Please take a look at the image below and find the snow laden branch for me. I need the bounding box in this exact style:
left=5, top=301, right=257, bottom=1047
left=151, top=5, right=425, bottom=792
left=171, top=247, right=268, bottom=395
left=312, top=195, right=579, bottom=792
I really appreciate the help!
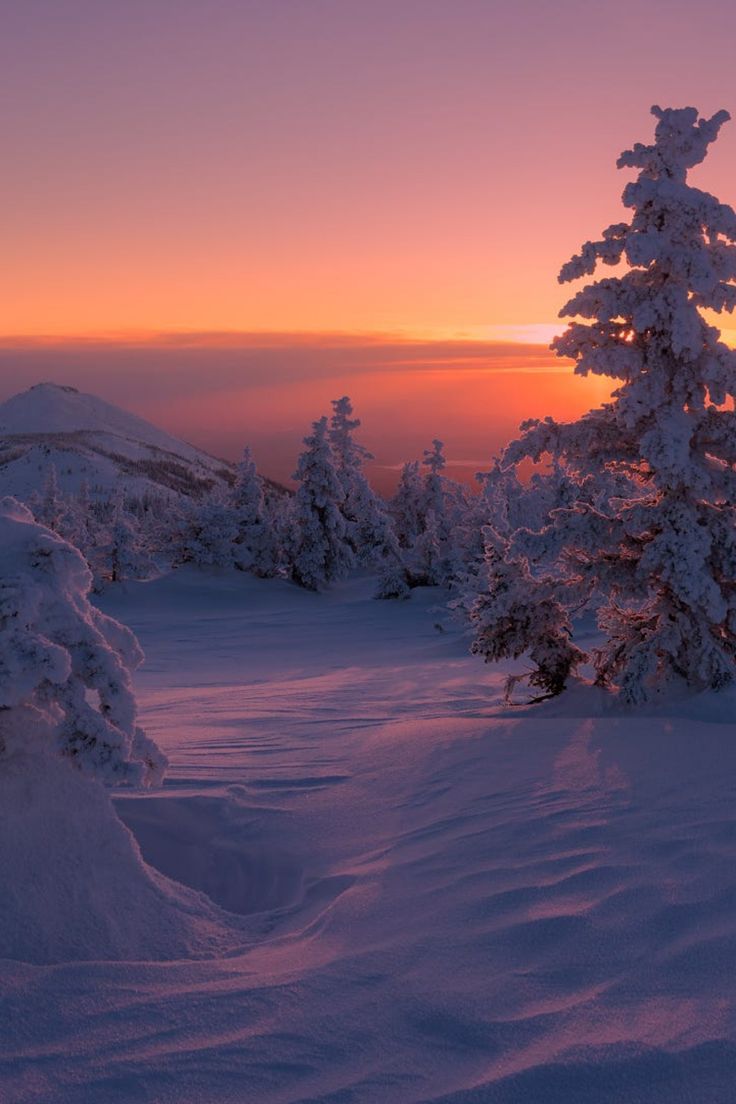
left=479, top=105, right=736, bottom=702
left=0, top=498, right=166, bottom=785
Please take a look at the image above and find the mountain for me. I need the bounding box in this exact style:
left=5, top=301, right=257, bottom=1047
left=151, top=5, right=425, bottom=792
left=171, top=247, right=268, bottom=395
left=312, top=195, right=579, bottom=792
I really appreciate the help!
left=0, top=382, right=236, bottom=502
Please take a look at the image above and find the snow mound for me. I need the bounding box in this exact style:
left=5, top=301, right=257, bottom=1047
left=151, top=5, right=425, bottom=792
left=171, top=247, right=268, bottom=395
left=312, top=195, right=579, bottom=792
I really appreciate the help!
left=0, top=737, right=240, bottom=965
left=116, top=793, right=307, bottom=916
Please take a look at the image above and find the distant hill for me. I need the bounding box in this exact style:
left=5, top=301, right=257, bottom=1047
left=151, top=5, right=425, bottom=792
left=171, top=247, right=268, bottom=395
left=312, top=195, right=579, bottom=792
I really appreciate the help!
left=0, top=382, right=239, bottom=502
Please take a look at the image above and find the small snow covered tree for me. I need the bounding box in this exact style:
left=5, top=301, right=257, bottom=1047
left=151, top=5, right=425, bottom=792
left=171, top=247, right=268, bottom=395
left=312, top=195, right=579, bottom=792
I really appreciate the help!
left=35, top=463, right=63, bottom=532
left=231, top=446, right=279, bottom=576
left=289, top=416, right=354, bottom=590
left=329, top=396, right=396, bottom=563
left=388, top=444, right=468, bottom=587
left=0, top=497, right=166, bottom=785
left=68, top=478, right=93, bottom=552
left=415, top=440, right=466, bottom=585
left=97, top=493, right=156, bottom=585
left=374, top=554, right=412, bottom=600
left=501, top=105, right=736, bottom=702
left=176, top=490, right=238, bottom=569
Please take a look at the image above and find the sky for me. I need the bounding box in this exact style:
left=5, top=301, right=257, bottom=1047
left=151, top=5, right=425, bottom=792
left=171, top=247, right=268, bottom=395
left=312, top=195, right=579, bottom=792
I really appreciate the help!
left=4, top=0, right=736, bottom=483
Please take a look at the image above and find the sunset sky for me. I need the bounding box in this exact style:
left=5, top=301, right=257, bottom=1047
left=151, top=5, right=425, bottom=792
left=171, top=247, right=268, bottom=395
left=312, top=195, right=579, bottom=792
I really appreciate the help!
left=4, top=0, right=736, bottom=483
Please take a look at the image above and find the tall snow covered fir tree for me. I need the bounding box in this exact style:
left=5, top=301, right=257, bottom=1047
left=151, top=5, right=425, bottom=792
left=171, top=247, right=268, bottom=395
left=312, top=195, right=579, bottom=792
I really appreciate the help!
left=390, top=461, right=425, bottom=549
left=231, top=446, right=279, bottom=577
left=486, top=105, right=736, bottom=703
left=289, top=416, right=354, bottom=591
left=329, top=397, right=396, bottom=563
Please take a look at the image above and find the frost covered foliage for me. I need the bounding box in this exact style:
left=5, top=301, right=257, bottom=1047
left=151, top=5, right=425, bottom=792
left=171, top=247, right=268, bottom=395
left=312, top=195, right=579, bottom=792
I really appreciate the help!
left=469, top=527, right=584, bottom=700
left=502, top=106, right=736, bottom=702
left=0, top=497, right=166, bottom=786
left=330, top=397, right=396, bottom=563
left=289, top=416, right=354, bottom=590
left=231, top=446, right=279, bottom=576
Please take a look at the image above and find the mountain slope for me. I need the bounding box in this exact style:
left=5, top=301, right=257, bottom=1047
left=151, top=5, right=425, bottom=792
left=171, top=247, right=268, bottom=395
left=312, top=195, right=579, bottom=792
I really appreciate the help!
left=0, top=382, right=236, bottom=501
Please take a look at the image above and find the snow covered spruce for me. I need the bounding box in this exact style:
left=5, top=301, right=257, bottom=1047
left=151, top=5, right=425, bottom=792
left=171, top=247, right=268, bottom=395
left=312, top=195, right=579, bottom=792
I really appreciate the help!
left=474, top=105, right=736, bottom=703
left=0, top=498, right=238, bottom=963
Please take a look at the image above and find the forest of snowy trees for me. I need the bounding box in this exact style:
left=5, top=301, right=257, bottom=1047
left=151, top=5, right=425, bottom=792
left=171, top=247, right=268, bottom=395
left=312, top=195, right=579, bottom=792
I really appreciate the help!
left=5, top=103, right=736, bottom=720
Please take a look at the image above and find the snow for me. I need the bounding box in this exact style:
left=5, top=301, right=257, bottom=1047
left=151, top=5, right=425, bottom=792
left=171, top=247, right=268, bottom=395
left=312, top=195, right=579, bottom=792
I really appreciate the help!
left=0, top=742, right=239, bottom=965
left=4, top=568, right=736, bottom=1102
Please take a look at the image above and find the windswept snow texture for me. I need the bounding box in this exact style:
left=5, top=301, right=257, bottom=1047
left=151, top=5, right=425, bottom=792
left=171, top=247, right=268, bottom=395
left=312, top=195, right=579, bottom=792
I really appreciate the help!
left=0, top=383, right=234, bottom=500
left=4, top=571, right=736, bottom=1102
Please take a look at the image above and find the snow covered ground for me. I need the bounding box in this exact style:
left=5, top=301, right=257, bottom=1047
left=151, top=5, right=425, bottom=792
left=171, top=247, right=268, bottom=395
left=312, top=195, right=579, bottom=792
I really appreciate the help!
left=4, top=569, right=736, bottom=1103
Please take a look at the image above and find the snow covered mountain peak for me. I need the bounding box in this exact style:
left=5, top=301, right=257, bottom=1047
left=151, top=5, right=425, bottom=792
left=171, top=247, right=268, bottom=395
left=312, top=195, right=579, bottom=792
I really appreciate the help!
left=0, top=382, right=235, bottom=502
left=1, top=381, right=183, bottom=445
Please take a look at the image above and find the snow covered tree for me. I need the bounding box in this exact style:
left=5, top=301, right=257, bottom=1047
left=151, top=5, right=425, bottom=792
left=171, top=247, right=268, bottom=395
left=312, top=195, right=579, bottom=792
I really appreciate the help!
left=414, top=440, right=466, bottom=585
left=390, top=460, right=425, bottom=549
left=231, top=446, right=279, bottom=576
left=388, top=444, right=469, bottom=587
left=469, top=526, right=584, bottom=700
left=501, top=105, right=736, bottom=702
left=35, top=463, right=63, bottom=532
left=374, top=554, right=412, bottom=600
left=0, top=497, right=166, bottom=785
left=69, top=478, right=93, bottom=552
left=289, top=416, right=354, bottom=590
left=422, top=439, right=447, bottom=513
left=176, top=490, right=238, bottom=569
left=329, top=396, right=396, bottom=563
left=97, top=492, right=157, bottom=585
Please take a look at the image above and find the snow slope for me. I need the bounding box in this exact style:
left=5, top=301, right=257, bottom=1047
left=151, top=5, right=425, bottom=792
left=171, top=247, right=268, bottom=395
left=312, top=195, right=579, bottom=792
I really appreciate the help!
left=0, top=382, right=235, bottom=501
left=3, top=570, right=736, bottom=1102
